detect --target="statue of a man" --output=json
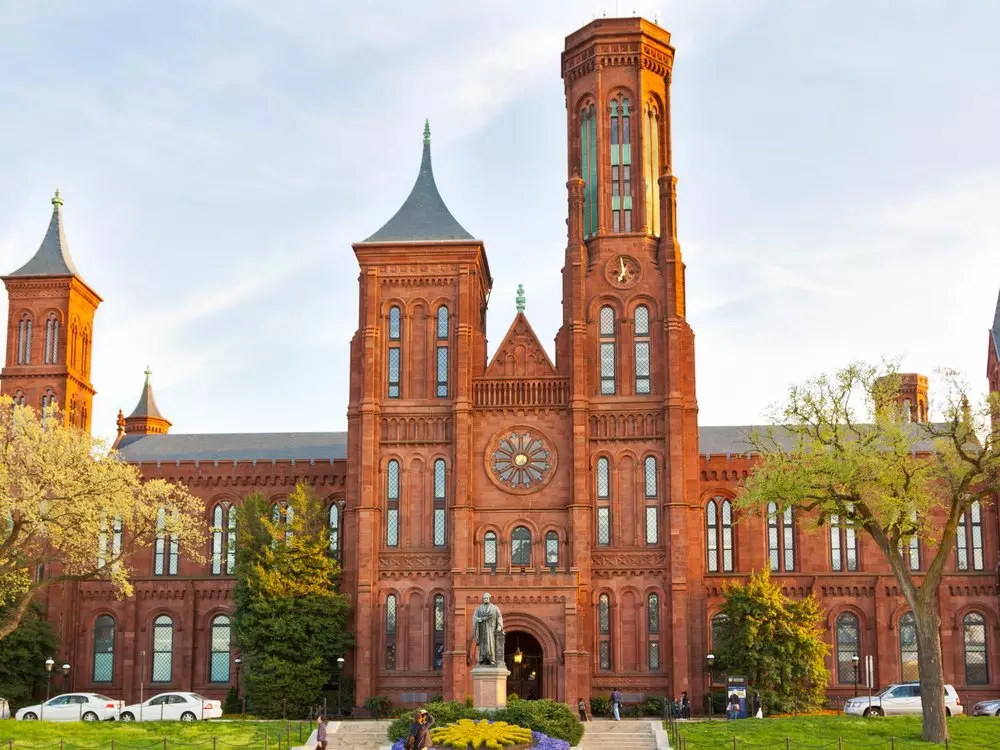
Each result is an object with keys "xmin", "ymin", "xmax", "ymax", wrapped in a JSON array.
[{"xmin": 473, "ymin": 592, "xmax": 504, "ymax": 666}]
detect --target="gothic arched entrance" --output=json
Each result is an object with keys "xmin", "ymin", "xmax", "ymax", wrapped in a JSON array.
[{"xmin": 505, "ymin": 631, "xmax": 543, "ymax": 700}]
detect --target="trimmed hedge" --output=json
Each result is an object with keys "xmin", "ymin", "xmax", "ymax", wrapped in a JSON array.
[{"xmin": 388, "ymin": 699, "xmax": 583, "ymax": 746}]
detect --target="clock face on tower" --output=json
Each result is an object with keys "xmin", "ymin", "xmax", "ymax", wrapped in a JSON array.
[
  {"xmin": 606, "ymin": 255, "xmax": 640, "ymax": 288},
  {"xmin": 485, "ymin": 426, "xmax": 557, "ymax": 495}
]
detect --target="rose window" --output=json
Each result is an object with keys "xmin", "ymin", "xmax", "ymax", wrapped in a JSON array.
[{"xmin": 488, "ymin": 429, "xmax": 555, "ymax": 493}]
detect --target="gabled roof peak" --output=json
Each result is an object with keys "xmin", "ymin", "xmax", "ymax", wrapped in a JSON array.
[
  {"xmin": 7, "ymin": 190, "xmax": 82, "ymax": 278},
  {"xmin": 362, "ymin": 123, "xmax": 475, "ymax": 243},
  {"xmin": 126, "ymin": 367, "xmax": 169, "ymax": 423}
]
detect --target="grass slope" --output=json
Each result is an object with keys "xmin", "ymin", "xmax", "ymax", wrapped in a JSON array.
[
  {"xmin": 673, "ymin": 715, "xmax": 1000, "ymax": 748},
  {"xmin": 0, "ymin": 719, "xmax": 310, "ymax": 748}
]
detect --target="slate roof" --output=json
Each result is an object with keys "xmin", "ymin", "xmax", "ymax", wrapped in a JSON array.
[
  {"xmin": 115, "ymin": 432, "xmax": 348, "ymax": 463},
  {"xmin": 127, "ymin": 368, "xmax": 168, "ymax": 421},
  {"xmin": 7, "ymin": 191, "xmax": 82, "ymax": 278},
  {"xmin": 698, "ymin": 424, "xmax": 948, "ymax": 456},
  {"xmin": 362, "ymin": 122, "xmax": 475, "ymax": 243}
]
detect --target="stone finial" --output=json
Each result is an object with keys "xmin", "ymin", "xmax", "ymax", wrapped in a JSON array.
[
  {"xmin": 515, "ymin": 284, "xmax": 526, "ymax": 313},
  {"xmin": 51, "ymin": 189, "xmax": 63, "ymax": 207},
  {"xmin": 423, "ymin": 119, "xmax": 431, "ymax": 142},
  {"xmin": 116, "ymin": 409, "xmax": 126, "ymax": 436},
  {"xmin": 144, "ymin": 365, "xmax": 152, "ymax": 385}
]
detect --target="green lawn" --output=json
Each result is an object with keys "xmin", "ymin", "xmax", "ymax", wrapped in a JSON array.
[
  {"xmin": 670, "ymin": 715, "xmax": 1000, "ymax": 749},
  {"xmin": 0, "ymin": 719, "xmax": 312, "ymax": 749}
]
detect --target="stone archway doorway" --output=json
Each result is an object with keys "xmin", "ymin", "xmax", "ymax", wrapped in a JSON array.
[{"xmin": 505, "ymin": 631, "xmax": 543, "ymax": 700}]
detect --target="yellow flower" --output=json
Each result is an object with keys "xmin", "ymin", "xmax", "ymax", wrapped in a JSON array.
[{"xmin": 430, "ymin": 719, "xmax": 532, "ymax": 749}]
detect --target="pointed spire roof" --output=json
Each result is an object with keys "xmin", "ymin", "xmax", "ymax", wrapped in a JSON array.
[
  {"xmin": 8, "ymin": 191, "xmax": 82, "ymax": 278},
  {"xmin": 362, "ymin": 121, "xmax": 475, "ymax": 243},
  {"xmin": 992, "ymin": 288, "xmax": 1000, "ymax": 358},
  {"xmin": 127, "ymin": 367, "xmax": 167, "ymax": 420}
]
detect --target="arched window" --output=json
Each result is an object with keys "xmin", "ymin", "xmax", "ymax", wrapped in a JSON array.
[
  {"xmin": 82, "ymin": 328, "xmax": 90, "ymax": 377},
  {"xmin": 484, "ymin": 531, "xmax": 497, "ymax": 568},
  {"xmin": 386, "ymin": 460, "xmax": 400, "ymax": 547},
  {"xmin": 899, "ymin": 612, "xmax": 919, "ymax": 682},
  {"xmin": 644, "ymin": 456, "xmax": 659, "ymax": 545},
  {"xmin": 767, "ymin": 503, "xmax": 795, "ymax": 572},
  {"xmin": 70, "ymin": 321, "xmax": 78, "ymax": 367},
  {"xmin": 153, "ymin": 507, "xmax": 179, "ymax": 576},
  {"xmin": 596, "ymin": 457, "xmax": 611, "ymax": 545},
  {"xmin": 12, "ymin": 390, "xmax": 25, "ymax": 407},
  {"xmin": 598, "ymin": 593, "xmax": 612, "ymax": 670},
  {"xmin": 964, "ymin": 612, "xmax": 989, "ymax": 685},
  {"xmin": 329, "ymin": 503, "xmax": 341, "ymax": 562},
  {"xmin": 433, "ymin": 594, "xmax": 446, "ymax": 671},
  {"xmin": 387, "ymin": 306, "xmax": 402, "ymax": 399},
  {"xmin": 211, "ymin": 504, "xmax": 236, "ymax": 576},
  {"xmin": 152, "ymin": 615, "xmax": 174, "ymax": 683},
  {"xmin": 545, "ymin": 531, "xmax": 559, "ymax": 568},
  {"xmin": 44, "ymin": 313, "xmax": 59, "ymax": 364},
  {"xmin": 270, "ymin": 502, "xmax": 294, "ymax": 543},
  {"xmin": 644, "ymin": 100, "xmax": 661, "ymax": 237},
  {"xmin": 209, "ymin": 615, "xmax": 231, "ymax": 683},
  {"xmin": 436, "ymin": 306, "xmax": 449, "ymax": 398},
  {"xmin": 580, "ymin": 103, "xmax": 598, "ymax": 238},
  {"xmin": 92, "ymin": 615, "xmax": 115, "ymax": 683},
  {"xmin": 433, "ymin": 459, "xmax": 446, "ymax": 547},
  {"xmin": 599, "ymin": 306, "xmax": 616, "ymax": 395},
  {"xmin": 609, "ymin": 96, "xmax": 633, "ymax": 232},
  {"xmin": 957, "ymin": 501, "xmax": 985, "ymax": 571},
  {"xmin": 16, "ymin": 313, "xmax": 31, "ymax": 365},
  {"xmin": 39, "ymin": 389, "xmax": 56, "ymax": 426},
  {"xmin": 706, "ymin": 500, "xmax": 719, "ymax": 573},
  {"xmin": 385, "ymin": 595, "xmax": 398, "ymax": 671},
  {"xmin": 647, "ymin": 593, "xmax": 660, "ymax": 671},
  {"xmin": 634, "ymin": 305, "xmax": 651, "ymax": 394},
  {"xmin": 706, "ymin": 498, "xmax": 734, "ymax": 573},
  {"xmin": 830, "ymin": 513, "xmax": 858, "ymax": 572},
  {"xmin": 835, "ymin": 612, "xmax": 861, "ymax": 684},
  {"xmin": 511, "ymin": 526, "xmax": 531, "ymax": 567}
]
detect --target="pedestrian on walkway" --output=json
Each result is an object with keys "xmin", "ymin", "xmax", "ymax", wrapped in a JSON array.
[
  {"xmin": 578, "ymin": 697, "xmax": 589, "ymax": 722},
  {"xmin": 317, "ymin": 714, "xmax": 328, "ymax": 750},
  {"xmin": 406, "ymin": 709, "xmax": 436, "ymax": 750},
  {"xmin": 611, "ymin": 688, "xmax": 622, "ymax": 721}
]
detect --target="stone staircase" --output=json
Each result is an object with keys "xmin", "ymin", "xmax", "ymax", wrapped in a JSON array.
[
  {"xmin": 293, "ymin": 719, "xmax": 393, "ymax": 750},
  {"xmin": 580, "ymin": 719, "xmax": 668, "ymax": 750}
]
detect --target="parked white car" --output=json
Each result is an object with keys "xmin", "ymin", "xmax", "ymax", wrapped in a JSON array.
[
  {"xmin": 16, "ymin": 693, "xmax": 123, "ymax": 721},
  {"xmin": 843, "ymin": 683, "xmax": 964, "ymax": 717},
  {"xmin": 972, "ymin": 698, "xmax": 1000, "ymax": 716},
  {"xmin": 0, "ymin": 697, "xmax": 9, "ymax": 719},
  {"xmin": 120, "ymin": 692, "xmax": 222, "ymax": 722}
]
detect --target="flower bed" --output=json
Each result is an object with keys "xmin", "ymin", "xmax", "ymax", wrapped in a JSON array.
[
  {"xmin": 390, "ymin": 722, "xmax": 570, "ymax": 750},
  {"xmin": 387, "ymin": 699, "xmax": 582, "ymax": 746}
]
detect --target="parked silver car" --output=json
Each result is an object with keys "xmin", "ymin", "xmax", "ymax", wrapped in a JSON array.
[
  {"xmin": 844, "ymin": 683, "xmax": 964, "ymax": 717},
  {"xmin": 972, "ymin": 698, "xmax": 1000, "ymax": 716}
]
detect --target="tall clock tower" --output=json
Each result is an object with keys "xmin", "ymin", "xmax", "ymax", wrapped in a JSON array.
[{"xmin": 558, "ymin": 17, "xmax": 701, "ymax": 696}]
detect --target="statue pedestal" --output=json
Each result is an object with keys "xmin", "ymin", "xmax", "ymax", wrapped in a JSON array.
[{"xmin": 471, "ymin": 665, "xmax": 510, "ymax": 710}]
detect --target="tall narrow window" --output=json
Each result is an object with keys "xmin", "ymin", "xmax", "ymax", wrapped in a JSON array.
[
  {"xmin": 386, "ymin": 595, "xmax": 398, "ymax": 671},
  {"xmin": 153, "ymin": 508, "xmax": 179, "ymax": 576},
  {"xmin": 433, "ymin": 594, "xmax": 446, "ymax": 671},
  {"xmin": 783, "ymin": 507, "xmax": 795, "ymax": 571},
  {"xmin": 644, "ymin": 456, "xmax": 659, "ymax": 545},
  {"xmin": 97, "ymin": 516, "xmax": 123, "ymax": 571},
  {"xmin": 545, "ymin": 531, "xmax": 559, "ymax": 567},
  {"xmin": 767, "ymin": 503, "xmax": 795, "ymax": 572},
  {"xmin": 433, "ymin": 459, "xmax": 446, "ymax": 547},
  {"xmin": 830, "ymin": 514, "xmax": 858, "ymax": 572},
  {"xmin": 707, "ymin": 498, "xmax": 734, "ymax": 572},
  {"xmin": 16, "ymin": 314, "xmax": 31, "ymax": 365},
  {"xmin": 599, "ymin": 306, "xmax": 616, "ymax": 395},
  {"xmin": 152, "ymin": 615, "xmax": 174, "ymax": 683},
  {"xmin": 484, "ymin": 531, "xmax": 497, "ymax": 568},
  {"xmin": 648, "ymin": 593, "xmax": 660, "ymax": 671},
  {"xmin": 211, "ymin": 504, "xmax": 236, "ymax": 576},
  {"xmin": 209, "ymin": 615, "xmax": 231, "ymax": 683},
  {"xmin": 82, "ymin": 329, "xmax": 90, "ymax": 376},
  {"xmin": 721, "ymin": 499, "xmax": 734, "ymax": 572},
  {"xmin": 610, "ymin": 97, "xmax": 633, "ymax": 232},
  {"xmin": 835, "ymin": 612, "xmax": 860, "ymax": 684},
  {"xmin": 964, "ymin": 612, "xmax": 989, "ymax": 685},
  {"xmin": 902, "ymin": 510, "xmax": 920, "ymax": 571},
  {"xmin": 580, "ymin": 104, "xmax": 598, "ymax": 238},
  {"xmin": 706, "ymin": 500, "xmax": 719, "ymax": 573},
  {"xmin": 387, "ymin": 306, "xmax": 401, "ymax": 399},
  {"xmin": 634, "ymin": 305, "xmax": 651, "ymax": 394},
  {"xmin": 386, "ymin": 460, "xmax": 400, "ymax": 547},
  {"xmin": 12, "ymin": 390, "xmax": 25, "ymax": 407},
  {"xmin": 596, "ymin": 457, "xmax": 611, "ymax": 545},
  {"xmin": 598, "ymin": 593, "xmax": 612, "ymax": 670},
  {"xmin": 92, "ymin": 615, "xmax": 115, "ymax": 683},
  {"xmin": 957, "ymin": 501, "xmax": 984, "ymax": 571},
  {"xmin": 644, "ymin": 101, "xmax": 661, "ymax": 236},
  {"xmin": 44, "ymin": 313, "xmax": 59, "ymax": 364},
  {"xmin": 436, "ymin": 306, "xmax": 449, "ymax": 398},
  {"xmin": 511, "ymin": 526, "xmax": 531, "ymax": 567},
  {"xmin": 329, "ymin": 503, "xmax": 341, "ymax": 562},
  {"xmin": 70, "ymin": 322, "xmax": 78, "ymax": 368},
  {"xmin": 899, "ymin": 612, "xmax": 919, "ymax": 681}
]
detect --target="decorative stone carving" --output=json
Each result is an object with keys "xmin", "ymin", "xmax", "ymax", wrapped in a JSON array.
[{"xmin": 484, "ymin": 426, "xmax": 557, "ymax": 495}]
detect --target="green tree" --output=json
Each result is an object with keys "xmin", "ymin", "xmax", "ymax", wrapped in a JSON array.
[
  {"xmin": 0, "ymin": 604, "xmax": 58, "ymax": 706},
  {"xmin": 233, "ymin": 485, "xmax": 352, "ymax": 718},
  {"xmin": 713, "ymin": 570, "xmax": 828, "ymax": 714},
  {"xmin": 740, "ymin": 362, "xmax": 1000, "ymax": 743}
]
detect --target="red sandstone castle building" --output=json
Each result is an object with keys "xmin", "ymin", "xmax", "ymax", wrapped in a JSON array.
[{"xmin": 3, "ymin": 17, "xmax": 999, "ymax": 710}]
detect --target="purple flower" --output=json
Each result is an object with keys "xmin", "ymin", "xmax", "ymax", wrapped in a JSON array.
[
  {"xmin": 532, "ymin": 731, "xmax": 570, "ymax": 750},
  {"xmin": 392, "ymin": 740, "xmax": 405, "ymax": 750}
]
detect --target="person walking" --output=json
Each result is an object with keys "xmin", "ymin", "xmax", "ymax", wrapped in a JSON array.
[
  {"xmin": 611, "ymin": 688, "xmax": 622, "ymax": 721},
  {"xmin": 727, "ymin": 693, "xmax": 740, "ymax": 720},
  {"xmin": 406, "ymin": 709, "xmax": 436, "ymax": 750},
  {"xmin": 577, "ymin": 697, "xmax": 589, "ymax": 722},
  {"xmin": 316, "ymin": 714, "xmax": 328, "ymax": 750}
]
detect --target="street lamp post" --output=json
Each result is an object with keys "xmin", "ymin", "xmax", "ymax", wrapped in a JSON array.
[
  {"xmin": 337, "ymin": 657, "xmax": 346, "ymax": 718},
  {"xmin": 852, "ymin": 655, "xmax": 860, "ymax": 698},
  {"xmin": 61, "ymin": 663, "xmax": 71, "ymax": 693},
  {"xmin": 706, "ymin": 653, "xmax": 715, "ymax": 720},
  {"xmin": 42, "ymin": 658, "xmax": 54, "ymax": 721},
  {"xmin": 234, "ymin": 657, "xmax": 244, "ymax": 718}
]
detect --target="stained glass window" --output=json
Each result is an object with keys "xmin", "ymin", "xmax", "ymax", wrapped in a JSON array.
[
  {"xmin": 152, "ymin": 615, "xmax": 173, "ymax": 683},
  {"xmin": 329, "ymin": 503, "xmax": 341, "ymax": 561},
  {"xmin": 648, "ymin": 593, "xmax": 660, "ymax": 634},
  {"xmin": 511, "ymin": 526, "xmax": 531, "ymax": 566},
  {"xmin": 964, "ymin": 612, "xmax": 988, "ymax": 685},
  {"xmin": 386, "ymin": 460, "xmax": 400, "ymax": 547},
  {"xmin": 899, "ymin": 612, "xmax": 919, "ymax": 682},
  {"xmin": 635, "ymin": 305, "xmax": 650, "ymax": 394},
  {"xmin": 598, "ymin": 593, "xmax": 612, "ymax": 671},
  {"xmin": 599, "ymin": 306, "xmax": 616, "ymax": 395},
  {"xmin": 491, "ymin": 431, "xmax": 552, "ymax": 490},
  {"xmin": 210, "ymin": 615, "xmax": 231, "ymax": 683},
  {"xmin": 433, "ymin": 595, "xmax": 446, "ymax": 671},
  {"xmin": 546, "ymin": 531, "xmax": 559, "ymax": 566},
  {"xmin": 836, "ymin": 612, "xmax": 860, "ymax": 684},
  {"xmin": 433, "ymin": 459, "xmax": 446, "ymax": 547},
  {"xmin": 484, "ymin": 531, "xmax": 497, "ymax": 567},
  {"xmin": 92, "ymin": 615, "xmax": 115, "ymax": 683},
  {"xmin": 386, "ymin": 595, "xmax": 397, "ymax": 671}
]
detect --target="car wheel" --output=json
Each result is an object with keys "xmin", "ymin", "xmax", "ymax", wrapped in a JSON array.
[
  {"xmin": 995, "ymin": 709, "xmax": 1000, "ymax": 717},
  {"xmin": 180, "ymin": 711, "xmax": 197, "ymax": 722},
  {"xmin": 22, "ymin": 712, "xmax": 38, "ymax": 721},
  {"xmin": 82, "ymin": 711, "xmax": 99, "ymax": 722},
  {"xmin": 121, "ymin": 712, "xmax": 135, "ymax": 722},
  {"xmin": 864, "ymin": 707, "xmax": 884, "ymax": 717},
  {"xmin": 946, "ymin": 708, "xmax": 952, "ymax": 717}
]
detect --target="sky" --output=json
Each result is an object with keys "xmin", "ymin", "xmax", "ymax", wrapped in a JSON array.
[{"xmin": 1, "ymin": 0, "xmax": 998, "ymax": 441}]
